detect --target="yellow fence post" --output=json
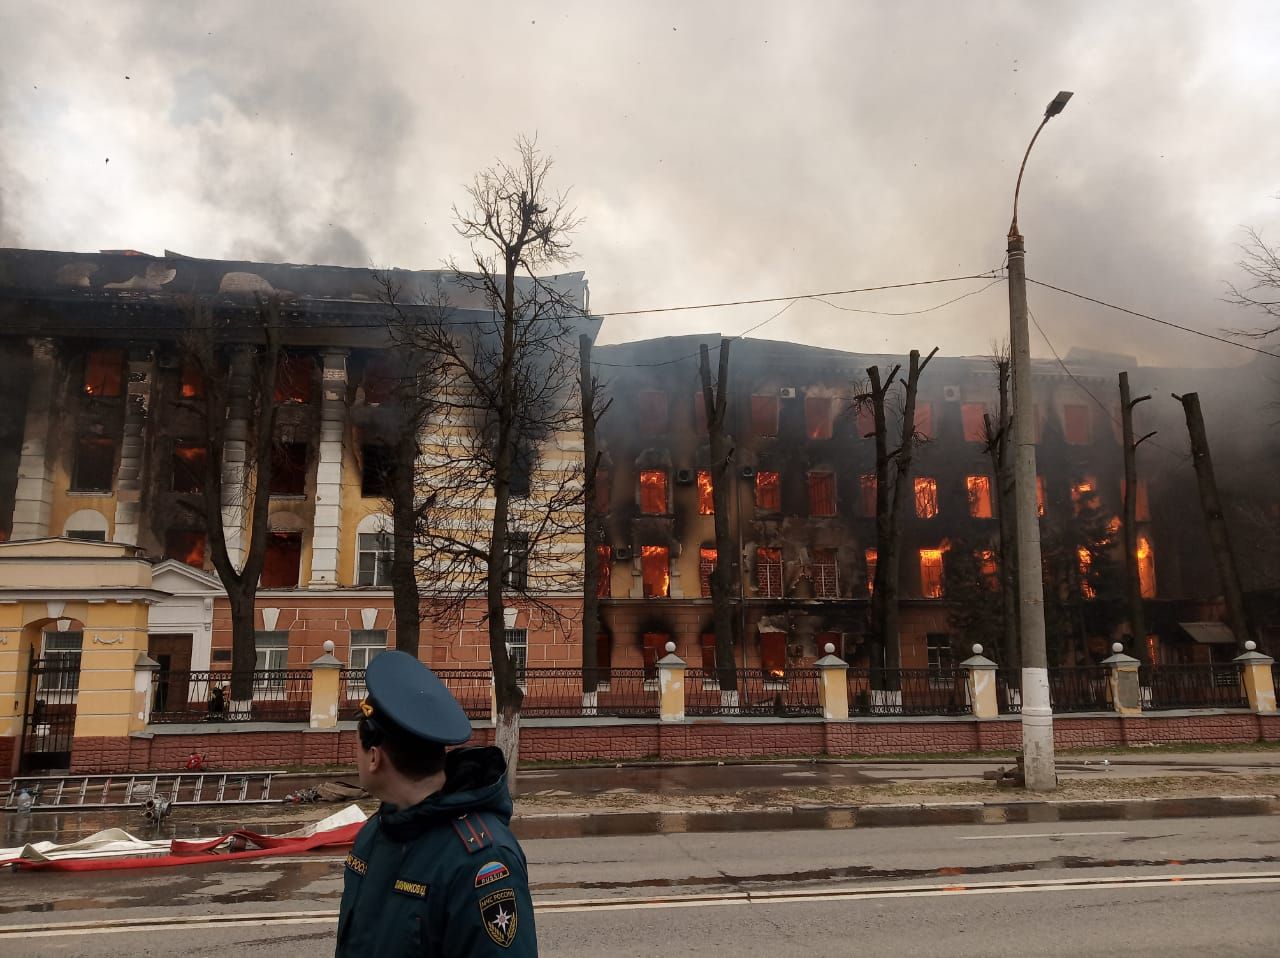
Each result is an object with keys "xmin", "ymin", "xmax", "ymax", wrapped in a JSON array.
[
  {"xmin": 815, "ymin": 642, "xmax": 849, "ymax": 721},
  {"xmin": 960, "ymin": 644, "xmax": 998, "ymax": 719},
  {"xmin": 658, "ymin": 642, "xmax": 686, "ymax": 723},
  {"xmin": 1102, "ymin": 642, "xmax": 1143, "ymax": 716},
  {"xmin": 1235, "ymin": 641, "xmax": 1277, "ymax": 715},
  {"xmin": 310, "ymin": 640, "xmax": 342, "ymax": 730}
]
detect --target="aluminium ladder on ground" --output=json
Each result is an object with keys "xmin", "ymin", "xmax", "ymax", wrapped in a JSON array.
[{"xmin": 1, "ymin": 771, "xmax": 284, "ymax": 810}]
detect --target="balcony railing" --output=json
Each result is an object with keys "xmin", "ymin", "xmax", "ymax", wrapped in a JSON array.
[
  {"xmin": 149, "ymin": 670, "xmax": 312, "ymax": 723},
  {"xmin": 686, "ymin": 668, "xmax": 822, "ymax": 717}
]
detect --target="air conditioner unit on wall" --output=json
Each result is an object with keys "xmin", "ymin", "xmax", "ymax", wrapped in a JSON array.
[
  {"xmin": 942, "ymin": 385, "xmax": 961, "ymax": 402},
  {"xmin": 740, "ymin": 465, "xmax": 756, "ymax": 479},
  {"xmin": 614, "ymin": 545, "xmax": 633, "ymax": 561},
  {"xmin": 675, "ymin": 468, "xmax": 695, "ymax": 485},
  {"xmin": 779, "ymin": 387, "xmax": 796, "ymax": 399}
]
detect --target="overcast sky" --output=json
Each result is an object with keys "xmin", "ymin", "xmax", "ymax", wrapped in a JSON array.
[{"xmin": 1, "ymin": 1, "xmax": 1278, "ymax": 367}]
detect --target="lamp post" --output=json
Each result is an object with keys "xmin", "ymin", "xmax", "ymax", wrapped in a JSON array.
[{"xmin": 1007, "ymin": 90, "xmax": 1071, "ymax": 792}]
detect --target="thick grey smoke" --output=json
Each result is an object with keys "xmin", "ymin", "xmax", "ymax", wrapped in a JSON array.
[{"xmin": 1, "ymin": 0, "xmax": 1278, "ymax": 368}]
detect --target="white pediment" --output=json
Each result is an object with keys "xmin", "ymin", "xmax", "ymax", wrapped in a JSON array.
[{"xmin": 150, "ymin": 559, "xmax": 225, "ymax": 595}]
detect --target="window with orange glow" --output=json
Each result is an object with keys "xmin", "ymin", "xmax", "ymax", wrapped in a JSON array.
[
  {"xmin": 639, "ymin": 470, "xmax": 668, "ymax": 514},
  {"xmin": 82, "ymin": 349, "xmax": 124, "ymax": 397},
  {"xmin": 865, "ymin": 548, "xmax": 878, "ymax": 596},
  {"xmin": 697, "ymin": 470, "xmax": 714, "ymax": 515},
  {"xmin": 751, "ymin": 395, "xmax": 779, "ymax": 437},
  {"xmin": 1063, "ymin": 404, "xmax": 1091, "ymax": 445},
  {"xmin": 761, "ymin": 632, "xmax": 787, "ymax": 678},
  {"xmin": 274, "ymin": 354, "xmax": 314, "ymax": 405},
  {"xmin": 1077, "ymin": 546, "xmax": 1096, "ymax": 599},
  {"xmin": 641, "ymin": 546, "xmax": 669, "ymax": 598},
  {"xmin": 639, "ymin": 391, "xmax": 669, "ymax": 435},
  {"xmin": 966, "ymin": 475, "xmax": 992, "ymax": 518},
  {"xmin": 1036, "ymin": 475, "xmax": 1046, "ymax": 517},
  {"xmin": 171, "ymin": 442, "xmax": 208, "ymax": 494},
  {"xmin": 914, "ymin": 477, "xmax": 939, "ymax": 518},
  {"xmin": 699, "ymin": 547, "xmax": 716, "ymax": 597},
  {"xmin": 915, "ymin": 402, "xmax": 934, "ymax": 439},
  {"xmin": 179, "ymin": 360, "xmax": 204, "ymax": 399},
  {"xmin": 813, "ymin": 549, "xmax": 838, "ymax": 598},
  {"xmin": 977, "ymin": 549, "xmax": 999, "ymax": 591},
  {"xmin": 1071, "ymin": 478, "xmax": 1097, "ymax": 516},
  {"xmin": 596, "ymin": 545, "xmax": 611, "ymax": 597},
  {"xmin": 755, "ymin": 470, "xmax": 781, "ymax": 511},
  {"xmin": 808, "ymin": 471, "xmax": 836, "ymax": 517},
  {"xmin": 1137, "ymin": 536, "xmax": 1156, "ymax": 598},
  {"xmin": 859, "ymin": 474, "xmax": 877, "ymax": 516},
  {"xmin": 961, "ymin": 403, "xmax": 988, "ymax": 443},
  {"xmin": 919, "ymin": 548, "xmax": 945, "ymax": 598},
  {"xmin": 1122, "ymin": 479, "xmax": 1151, "ymax": 521},
  {"xmin": 165, "ymin": 529, "xmax": 207, "ymax": 569},
  {"xmin": 805, "ymin": 396, "xmax": 833, "ymax": 439},
  {"xmin": 262, "ymin": 532, "xmax": 302, "ymax": 588},
  {"xmin": 757, "ymin": 547, "xmax": 783, "ymax": 598}
]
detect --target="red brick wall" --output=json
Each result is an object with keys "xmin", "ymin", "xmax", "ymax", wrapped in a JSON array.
[
  {"xmin": 0, "ymin": 736, "xmax": 15, "ymax": 778},
  {"xmin": 61, "ymin": 712, "xmax": 1277, "ymax": 773}
]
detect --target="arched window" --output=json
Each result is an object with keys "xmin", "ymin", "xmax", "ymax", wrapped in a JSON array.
[
  {"xmin": 63, "ymin": 509, "xmax": 109, "ymax": 542},
  {"xmin": 356, "ymin": 514, "xmax": 393, "ymax": 587}
]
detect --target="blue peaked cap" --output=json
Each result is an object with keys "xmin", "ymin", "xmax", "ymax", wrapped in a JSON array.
[{"xmin": 361, "ymin": 650, "xmax": 472, "ymax": 745}]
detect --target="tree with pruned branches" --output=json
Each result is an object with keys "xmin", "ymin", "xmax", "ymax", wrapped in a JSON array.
[{"xmin": 380, "ymin": 137, "xmax": 590, "ymax": 788}]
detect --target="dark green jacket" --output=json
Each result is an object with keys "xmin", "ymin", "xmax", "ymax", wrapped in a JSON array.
[{"xmin": 336, "ymin": 747, "xmax": 537, "ymax": 956}]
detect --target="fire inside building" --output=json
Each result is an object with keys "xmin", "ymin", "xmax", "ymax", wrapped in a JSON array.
[{"xmin": 0, "ymin": 247, "xmax": 1276, "ymax": 773}]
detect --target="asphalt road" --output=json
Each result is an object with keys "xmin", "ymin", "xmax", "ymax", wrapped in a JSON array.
[{"xmin": 2, "ymin": 813, "xmax": 1277, "ymax": 956}]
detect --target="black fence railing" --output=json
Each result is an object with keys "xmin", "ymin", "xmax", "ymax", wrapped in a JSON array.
[
  {"xmin": 1141, "ymin": 664, "xmax": 1247, "ymax": 710},
  {"xmin": 521, "ymin": 667, "xmax": 658, "ymax": 718},
  {"xmin": 847, "ymin": 668, "xmax": 968, "ymax": 716},
  {"xmin": 996, "ymin": 670, "xmax": 1022, "ymax": 714},
  {"xmin": 1049, "ymin": 667, "xmax": 1113, "ymax": 713},
  {"xmin": 433, "ymin": 669, "xmax": 495, "ymax": 720},
  {"xmin": 686, "ymin": 668, "xmax": 822, "ymax": 717},
  {"xmin": 149, "ymin": 670, "xmax": 312, "ymax": 723}
]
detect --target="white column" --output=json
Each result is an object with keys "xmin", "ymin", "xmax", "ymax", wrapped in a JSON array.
[
  {"xmin": 11, "ymin": 338, "xmax": 59, "ymax": 540},
  {"xmin": 112, "ymin": 348, "xmax": 154, "ymax": 545},
  {"xmin": 309, "ymin": 349, "xmax": 348, "ymax": 588}
]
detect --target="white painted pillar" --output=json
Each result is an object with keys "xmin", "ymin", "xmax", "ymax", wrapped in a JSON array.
[
  {"xmin": 309, "ymin": 349, "xmax": 348, "ymax": 588},
  {"xmin": 11, "ymin": 338, "xmax": 59, "ymax": 540},
  {"xmin": 112, "ymin": 348, "xmax": 154, "ymax": 545}
]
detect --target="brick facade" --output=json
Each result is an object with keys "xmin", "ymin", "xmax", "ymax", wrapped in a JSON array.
[{"xmin": 45, "ymin": 711, "xmax": 1280, "ymax": 774}]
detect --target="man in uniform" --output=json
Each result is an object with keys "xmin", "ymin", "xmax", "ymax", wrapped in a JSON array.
[{"xmin": 336, "ymin": 651, "xmax": 538, "ymax": 956}]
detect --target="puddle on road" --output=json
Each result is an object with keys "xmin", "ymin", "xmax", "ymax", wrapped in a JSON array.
[{"xmin": 513, "ymin": 796, "xmax": 1280, "ymax": 840}]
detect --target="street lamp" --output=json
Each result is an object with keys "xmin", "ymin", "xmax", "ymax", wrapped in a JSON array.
[{"xmin": 1007, "ymin": 90, "xmax": 1072, "ymax": 792}]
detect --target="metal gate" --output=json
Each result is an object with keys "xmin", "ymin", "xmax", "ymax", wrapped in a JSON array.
[{"xmin": 19, "ymin": 653, "xmax": 81, "ymax": 773}]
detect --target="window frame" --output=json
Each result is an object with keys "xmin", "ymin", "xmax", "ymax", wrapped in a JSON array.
[
  {"xmin": 356, "ymin": 531, "xmax": 393, "ymax": 587},
  {"xmin": 807, "ymin": 470, "xmax": 836, "ymax": 517}
]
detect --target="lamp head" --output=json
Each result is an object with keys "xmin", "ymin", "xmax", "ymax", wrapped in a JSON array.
[{"xmin": 1045, "ymin": 91, "xmax": 1073, "ymax": 118}]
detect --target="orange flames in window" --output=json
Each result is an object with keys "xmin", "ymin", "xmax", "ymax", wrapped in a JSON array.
[{"xmin": 697, "ymin": 470, "xmax": 714, "ymax": 515}]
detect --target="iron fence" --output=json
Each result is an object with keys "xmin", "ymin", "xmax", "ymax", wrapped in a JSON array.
[
  {"xmin": 1048, "ymin": 667, "xmax": 1112, "ymax": 712},
  {"xmin": 996, "ymin": 670, "xmax": 1022, "ymax": 714},
  {"xmin": 686, "ymin": 668, "xmax": 822, "ymax": 717},
  {"xmin": 847, "ymin": 668, "xmax": 968, "ymax": 716},
  {"xmin": 1141, "ymin": 664, "xmax": 1247, "ymax": 710},
  {"xmin": 519, "ymin": 667, "xmax": 658, "ymax": 718},
  {"xmin": 149, "ymin": 670, "xmax": 312, "ymax": 723},
  {"xmin": 432, "ymin": 669, "xmax": 494, "ymax": 720}
]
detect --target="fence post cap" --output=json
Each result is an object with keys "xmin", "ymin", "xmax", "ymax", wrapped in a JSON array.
[
  {"xmin": 960, "ymin": 651, "xmax": 997, "ymax": 669},
  {"xmin": 815, "ymin": 651, "xmax": 848, "ymax": 668},
  {"xmin": 1233, "ymin": 644, "xmax": 1275, "ymax": 664},
  {"xmin": 1101, "ymin": 650, "xmax": 1140, "ymax": 666},
  {"xmin": 134, "ymin": 653, "xmax": 161, "ymax": 670},
  {"xmin": 657, "ymin": 649, "xmax": 686, "ymax": 667},
  {"xmin": 1112, "ymin": 642, "xmax": 1124, "ymax": 654},
  {"xmin": 311, "ymin": 648, "xmax": 343, "ymax": 669}
]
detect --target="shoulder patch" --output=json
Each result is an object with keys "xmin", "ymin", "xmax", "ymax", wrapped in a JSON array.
[
  {"xmin": 344, "ymin": 852, "xmax": 368, "ymax": 876},
  {"xmin": 479, "ymin": 887, "xmax": 520, "ymax": 948},
  {"xmin": 475, "ymin": 860, "xmax": 511, "ymax": 887},
  {"xmin": 451, "ymin": 813, "xmax": 494, "ymax": 854}
]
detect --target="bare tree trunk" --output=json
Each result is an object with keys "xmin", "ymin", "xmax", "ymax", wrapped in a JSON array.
[
  {"xmin": 1120, "ymin": 372, "xmax": 1151, "ymax": 664},
  {"xmin": 985, "ymin": 356, "xmax": 1020, "ymax": 669},
  {"xmin": 1176, "ymin": 392, "xmax": 1256, "ymax": 649},
  {"xmin": 865, "ymin": 364, "xmax": 899, "ymax": 687},
  {"xmin": 390, "ymin": 423, "xmax": 421, "ymax": 655},
  {"xmin": 700, "ymin": 341, "xmax": 739, "ymax": 697},
  {"xmin": 579, "ymin": 334, "xmax": 603, "ymax": 698}
]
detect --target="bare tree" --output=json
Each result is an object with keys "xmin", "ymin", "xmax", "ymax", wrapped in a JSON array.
[
  {"xmin": 579, "ymin": 333, "xmax": 611, "ymax": 702},
  {"xmin": 168, "ymin": 296, "xmax": 288, "ymax": 709},
  {"xmin": 855, "ymin": 347, "xmax": 938, "ymax": 684},
  {"xmin": 699, "ymin": 339, "xmax": 739, "ymax": 699},
  {"xmin": 1225, "ymin": 225, "xmax": 1280, "ymax": 340},
  {"xmin": 1119, "ymin": 372, "xmax": 1155, "ymax": 663},
  {"xmin": 981, "ymin": 346, "xmax": 1019, "ymax": 668},
  {"xmin": 382, "ymin": 137, "xmax": 588, "ymax": 786}
]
